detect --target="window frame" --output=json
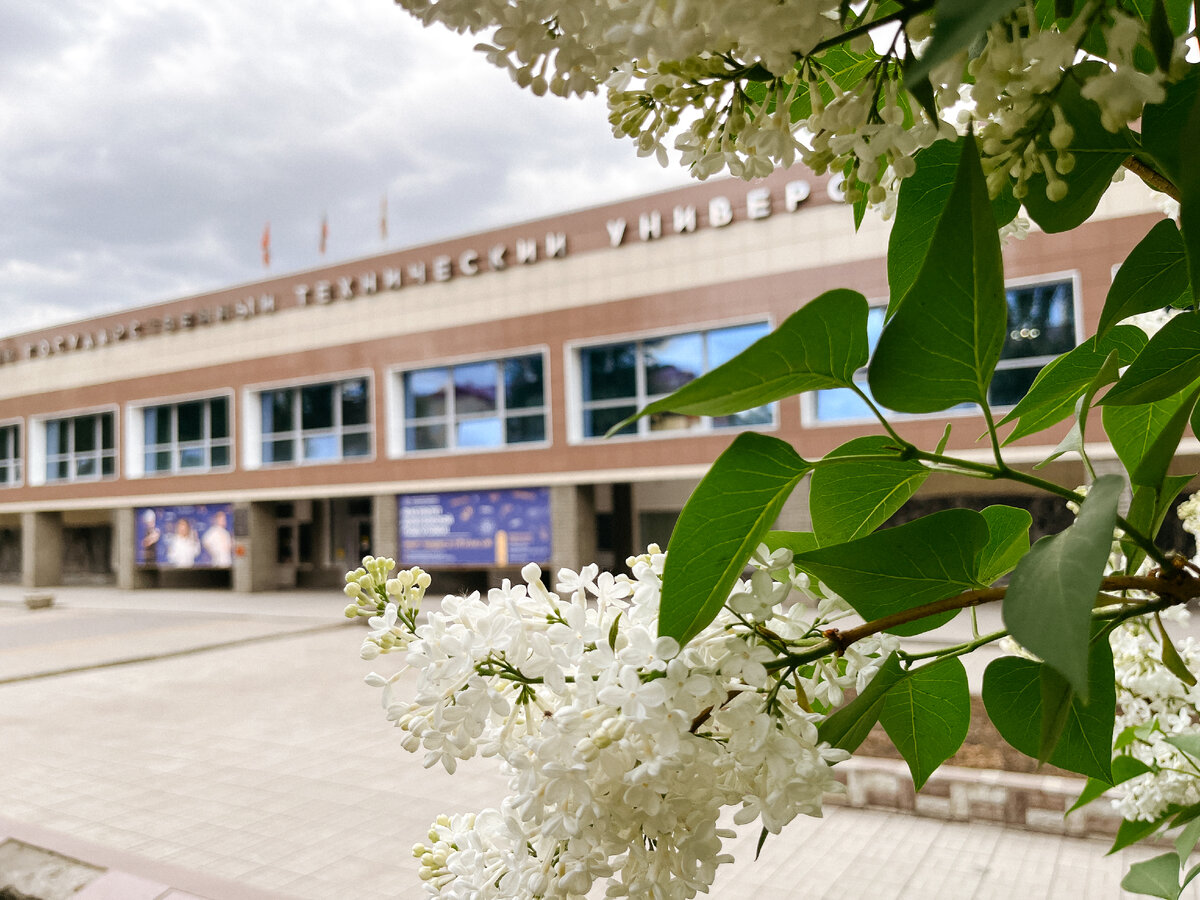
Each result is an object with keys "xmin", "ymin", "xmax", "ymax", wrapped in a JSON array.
[
  {"xmin": 126, "ymin": 391, "xmax": 235, "ymax": 478},
  {"xmin": 802, "ymin": 271, "xmax": 1083, "ymax": 427},
  {"xmin": 243, "ymin": 371, "xmax": 375, "ymax": 469},
  {"xmin": 567, "ymin": 317, "xmax": 777, "ymax": 444},
  {"xmin": 387, "ymin": 347, "xmax": 552, "ymax": 457},
  {"xmin": 32, "ymin": 406, "xmax": 120, "ymax": 485},
  {"xmin": 0, "ymin": 419, "xmax": 23, "ymax": 488}
]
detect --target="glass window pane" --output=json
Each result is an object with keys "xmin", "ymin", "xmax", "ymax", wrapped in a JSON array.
[
  {"xmin": 179, "ymin": 447, "xmax": 205, "ymax": 469},
  {"xmin": 302, "ymin": 434, "xmax": 339, "ymax": 460},
  {"xmin": 101, "ymin": 455, "xmax": 114, "ymax": 476},
  {"xmin": 75, "ymin": 456, "xmax": 96, "ymax": 478},
  {"xmin": 584, "ymin": 406, "xmax": 637, "ymax": 438},
  {"xmin": 177, "ymin": 402, "xmax": 203, "ymax": 443},
  {"xmin": 644, "ymin": 333, "xmax": 703, "ymax": 396},
  {"xmin": 405, "ymin": 369, "xmax": 448, "ymax": 419},
  {"xmin": 263, "ymin": 390, "xmax": 293, "ymax": 434},
  {"xmin": 46, "ymin": 421, "xmax": 64, "ymax": 455},
  {"xmin": 406, "ymin": 424, "xmax": 446, "ymax": 451},
  {"xmin": 74, "ymin": 417, "xmax": 96, "ymax": 453},
  {"xmin": 341, "ymin": 379, "xmax": 369, "ymax": 426},
  {"xmin": 707, "ymin": 322, "xmax": 769, "ymax": 368},
  {"xmin": 504, "ymin": 356, "xmax": 544, "ymax": 409},
  {"xmin": 0, "ymin": 466, "xmax": 8, "ymax": 485},
  {"xmin": 1002, "ymin": 281, "xmax": 1075, "ymax": 361},
  {"xmin": 581, "ymin": 344, "xmax": 637, "ymax": 402},
  {"xmin": 454, "ymin": 361, "xmax": 498, "ymax": 414},
  {"xmin": 506, "ymin": 414, "xmax": 545, "ymax": 443},
  {"xmin": 211, "ymin": 445, "xmax": 230, "ymax": 468},
  {"xmin": 989, "ymin": 365, "xmax": 1043, "ymax": 407},
  {"xmin": 814, "ymin": 385, "xmax": 874, "ymax": 422},
  {"xmin": 264, "ymin": 439, "xmax": 294, "ymax": 463},
  {"xmin": 649, "ymin": 411, "xmax": 700, "ymax": 432},
  {"xmin": 456, "ymin": 417, "xmax": 502, "ymax": 448},
  {"xmin": 301, "ymin": 384, "xmax": 335, "ymax": 431},
  {"xmin": 342, "ymin": 431, "xmax": 371, "ymax": 457},
  {"xmin": 713, "ymin": 406, "xmax": 774, "ymax": 428},
  {"xmin": 51, "ymin": 459, "xmax": 69, "ymax": 481},
  {"xmin": 210, "ymin": 398, "xmax": 229, "ymax": 439},
  {"xmin": 101, "ymin": 413, "xmax": 113, "ymax": 450},
  {"xmin": 144, "ymin": 408, "xmax": 170, "ymax": 446},
  {"xmin": 146, "ymin": 450, "xmax": 171, "ymax": 472}
]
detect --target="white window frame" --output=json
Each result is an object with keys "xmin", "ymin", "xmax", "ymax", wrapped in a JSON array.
[
  {"xmin": 126, "ymin": 391, "xmax": 235, "ymax": 478},
  {"xmin": 0, "ymin": 418, "xmax": 23, "ymax": 488},
  {"xmin": 243, "ymin": 371, "xmax": 374, "ymax": 469},
  {"xmin": 30, "ymin": 406, "xmax": 119, "ymax": 486},
  {"xmin": 566, "ymin": 317, "xmax": 776, "ymax": 444},
  {"xmin": 388, "ymin": 347, "xmax": 552, "ymax": 457},
  {"xmin": 802, "ymin": 271, "xmax": 1083, "ymax": 427}
]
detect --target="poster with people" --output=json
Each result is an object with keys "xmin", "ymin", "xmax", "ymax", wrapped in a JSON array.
[
  {"xmin": 399, "ymin": 488, "xmax": 551, "ymax": 567},
  {"xmin": 136, "ymin": 504, "xmax": 234, "ymax": 569}
]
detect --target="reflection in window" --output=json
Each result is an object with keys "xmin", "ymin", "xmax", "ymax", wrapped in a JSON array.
[
  {"xmin": 579, "ymin": 322, "xmax": 773, "ymax": 438},
  {"xmin": 401, "ymin": 354, "xmax": 547, "ymax": 453},
  {"xmin": 813, "ymin": 280, "xmax": 1077, "ymax": 421},
  {"xmin": 260, "ymin": 378, "xmax": 371, "ymax": 464},
  {"xmin": 142, "ymin": 396, "xmax": 231, "ymax": 475},
  {"xmin": 45, "ymin": 412, "xmax": 116, "ymax": 483},
  {"xmin": 0, "ymin": 423, "xmax": 21, "ymax": 486}
]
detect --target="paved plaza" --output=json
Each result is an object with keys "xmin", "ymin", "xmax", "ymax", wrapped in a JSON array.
[{"xmin": 0, "ymin": 585, "xmax": 1195, "ymax": 898}]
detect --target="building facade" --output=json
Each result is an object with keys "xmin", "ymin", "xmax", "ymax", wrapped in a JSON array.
[{"xmin": 0, "ymin": 169, "xmax": 1177, "ymax": 592}]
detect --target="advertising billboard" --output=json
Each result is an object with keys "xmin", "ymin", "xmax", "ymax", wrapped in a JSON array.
[
  {"xmin": 399, "ymin": 488, "xmax": 551, "ymax": 567},
  {"xmin": 136, "ymin": 503, "xmax": 235, "ymax": 569}
]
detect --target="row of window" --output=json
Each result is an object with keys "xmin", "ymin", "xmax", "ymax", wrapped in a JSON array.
[{"xmin": 2, "ymin": 278, "xmax": 1078, "ymax": 486}]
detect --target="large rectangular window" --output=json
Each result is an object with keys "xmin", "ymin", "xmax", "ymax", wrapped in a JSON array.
[
  {"xmin": 45, "ymin": 412, "xmax": 116, "ymax": 482},
  {"xmin": 0, "ymin": 423, "xmax": 21, "ymax": 486},
  {"xmin": 578, "ymin": 321, "xmax": 773, "ymax": 438},
  {"xmin": 812, "ymin": 279, "xmax": 1077, "ymax": 422},
  {"xmin": 142, "ymin": 396, "xmax": 231, "ymax": 475},
  {"xmin": 400, "ymin": 354, "xmax": 547, "ymax": 453},
  {"xmin": 259, "ymin": 377, "xmax": 371, "ymax": 464}
]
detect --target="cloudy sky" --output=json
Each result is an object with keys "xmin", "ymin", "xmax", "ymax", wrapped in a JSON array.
[{"xmin": 0, "ymin": 0, "xmax": 692, "ymax": 338}]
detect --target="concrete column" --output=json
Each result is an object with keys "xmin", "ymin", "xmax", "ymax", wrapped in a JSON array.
[
  {"xmin": 372, "ymin": 493, "xmax": 398, "ymax": 563},
  {"xmin": 232, "ymin": 501, "xmax": 277, "ymax": 593},
  {"xmin": 21, "ymin": 511, "xmax": 63, "ymax": 588},
  {"xmin": 550, "ymin": 484, "xmax": 597, "ymax": 573},
  {"xmin": 113, "ymin": 507, "xmax": 154, "ymax": 589}
]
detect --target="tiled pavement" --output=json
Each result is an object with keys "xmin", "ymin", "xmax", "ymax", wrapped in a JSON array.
[{"xmin": 0, "ymin": 586, "xmax": 1197, "ymax": 898}]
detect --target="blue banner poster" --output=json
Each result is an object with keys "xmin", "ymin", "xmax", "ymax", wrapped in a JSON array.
[
  {"xmin": 136, "ymin": 503, "xmax": 235, "ymax": 569},
  {"xmin": 399, "ymin": 488, "xmax": 551, "ymax": 567}
]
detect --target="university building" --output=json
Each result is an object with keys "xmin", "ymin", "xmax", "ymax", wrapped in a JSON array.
[{"xmin": 0, "ymin": 168, "xmax": 1175, "ymax": 591}]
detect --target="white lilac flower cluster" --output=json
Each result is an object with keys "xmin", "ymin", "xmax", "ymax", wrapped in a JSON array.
[
  {"xmin": 347, "ymin": 546, "xmax": 897, "ymax": 898},
  {"xmin": 394, "ymin": 0, "xmax": 1182, "ymax": 201}
]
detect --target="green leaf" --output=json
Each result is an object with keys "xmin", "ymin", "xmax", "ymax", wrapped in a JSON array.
[
  {"xmin": 1165, "ymin": 733, "xmax": 1200, "ymax": 759},
  {"xmin": 976, "ymin": 505, "xmax": 1033, "ymax": 585},
  {"xmin": 792, "ymin": 509, "xmax": 988, "ymax": 636},
  {"xmin": 1141, "ymin": 65, "xmax": 1200, "ymax": 187},
  {"xmin": 612, "ymin": 290, "xmax": 870, "ymax": 433},
  {"xmin": 809, "ymin": 436, "xmax": 929, "ymax": 546},
  {"xmin": 906, "ymin": 0, "xmax": 1022, "ymax": 82},
  {"xmin": 1122, "ymin": 474, "xmax": 1195, "ymax": 573},
  {"xmin": 1113, "ymin": 809, "xmax": 1180, "ymax": 853},
  {"xmin": 1002, "ymin": 474, "xmax": 1124, "ymax": 700},
  {"xmin": 1177, "ymin": 816, "xmax": 1200, "ymax": 862},
  {"xmin": 1150, "ymin": 0, "xmax": 1174, "ymax": 73},
  {"xmin": 1022, "ymin": 62, "xmax": 1138, "ymax": 233},
  {"xmin": 790, "ymin": 46, "xmax": 879, "ymax": 121},
  {"xmin": 1132, "ymin": 383, "xmax": 1200, "ymax": 487},
  {"xmin": 999, "ymin": 326, "xmax": 1146, "ymax": 444},
  {"xmin": 888, "ymin": 138, "xmax": 1019, "ymax": 314},
  {"xmin": 1039, "ymin": 665, "xmax": 1075, "ymax": 766},
  {"xmin": 658, "ymin": 433, "xmax": 812, "ymax": 646},
  {"xmin": 818, "ymin": 653, "xmax": 906, "ymax": 752},
  {"xmin": 868, "ymin": 135, "xmax": 1007, "ymax": 412},
  {"xmin": 982, "ymin": 638, "xmax": 1116, "ymax": 782},
  {"xmin": 1105, "ymin": 389, "xmax": 1193, "ymax": 477},
  {"xmin": 764, "ymin": 530, "xmax": 820, "ymax": 557},
  {"xmin": 880, "ymin": 657, "xmax": 971, "ymax": 790},
  {"xmin": 1103, "ymin": 313, "xmax": 1200, "ymax": 406},
  {"xmin": 1121, "ymin": 852, "xmax": 1183, "ymax": 899},
  {"xmin": 1036, "ymin": 349, "xmax": 1124, "ymax": 468},
  {"xmin": 1176, "ymin": 70, "xmax": 1200, "ymax": 302},
  {"xmin": 1068, "ymin": 755, "xmax": 1153, "ymax": 814},
  {"xmin": 1097, "ymin": 221, "xmax": 1193, "ymax": 340}
]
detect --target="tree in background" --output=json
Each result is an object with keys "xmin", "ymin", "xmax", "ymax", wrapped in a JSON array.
[{"xmin": 346, "ymin": 2, "xmax": 1200, "ymax": 896}]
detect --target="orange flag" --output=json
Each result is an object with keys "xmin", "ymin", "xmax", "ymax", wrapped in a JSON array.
[
  {"xmin": 319, "ymin": 213, "xmax": 328, "ymax": 255},
  {"xmin": 380, "ymin": 195, "xmax": 388, "ymax": 241},
  {"xmin": 261, "ymin": 223, "xmax": 270, "ymax": 267}
]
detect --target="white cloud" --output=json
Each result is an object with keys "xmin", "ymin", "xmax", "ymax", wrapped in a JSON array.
[{"xmin": 0, "ymin": 0, "xmax": 691, "ymax": 338}]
